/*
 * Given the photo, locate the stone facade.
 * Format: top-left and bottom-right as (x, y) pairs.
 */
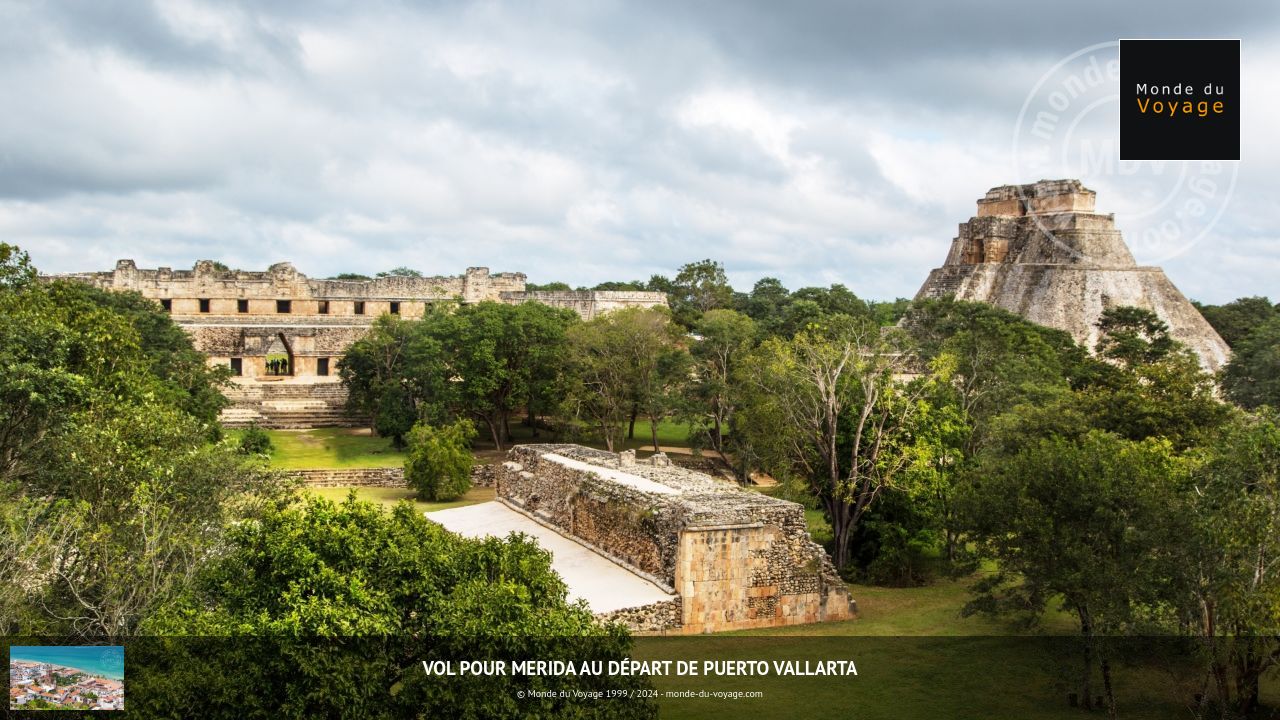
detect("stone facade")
(49, 260), (667, 427)
(496, 444), (855, 634)
(914, 180), (1230, 372)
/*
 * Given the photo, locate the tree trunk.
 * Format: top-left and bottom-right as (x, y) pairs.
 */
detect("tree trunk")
(1079, 606), (1095, 711)
(628, 405), (638, 440)
(486, 418), (503, 451)
(1101, 654), (1116, 720)
(650, 418), (660, 454)
(502, 411), (511, 445)
(826, 496), (853, 571)
(527, 404), (539, 438)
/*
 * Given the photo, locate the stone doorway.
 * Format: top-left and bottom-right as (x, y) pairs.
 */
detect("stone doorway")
(265, 333), (294, 377)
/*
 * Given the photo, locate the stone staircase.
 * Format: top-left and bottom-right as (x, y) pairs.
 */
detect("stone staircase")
(219, 381), (368, 429)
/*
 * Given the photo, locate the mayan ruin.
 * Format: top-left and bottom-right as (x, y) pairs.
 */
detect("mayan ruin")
(914, 179), (1231, 371)
(428, 444), (855, 634)
(47, 260), (667, 428)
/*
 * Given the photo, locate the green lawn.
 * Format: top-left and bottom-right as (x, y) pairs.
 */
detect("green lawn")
(245, 420), (698, 471)
(232, 428), (406, 470)
(306, 485), (495, 514)
(640, 574), (1256, 719)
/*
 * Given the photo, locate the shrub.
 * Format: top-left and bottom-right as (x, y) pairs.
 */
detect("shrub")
(238, 423), (273, 456)
(404, 419), (476, 501)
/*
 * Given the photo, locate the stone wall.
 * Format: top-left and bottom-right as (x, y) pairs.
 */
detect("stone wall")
(496, 444), (854, 634)
(288, 467), (406, 487)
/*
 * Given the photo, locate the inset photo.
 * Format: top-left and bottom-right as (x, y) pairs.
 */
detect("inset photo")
(9, 646), (124, 711)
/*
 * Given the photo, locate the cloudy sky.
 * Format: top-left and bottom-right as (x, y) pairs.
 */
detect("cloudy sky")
(2, 0), (1276, 302)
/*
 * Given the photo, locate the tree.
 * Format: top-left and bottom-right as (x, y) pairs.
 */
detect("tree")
(687, 309), (756, 459)
(404, 419), (476, 501)
(330, 272), (372, 280)
(1195, 296), (1278, 348)
(376, 266), (423, 278)
(736, 315), (932, 570)
(526, 281), (573, 291)
(960, 430), (1182, 715)
(1083, 307), (1228, 450)
(0, 243), (285, 639)
(1095, 306), (1176, 368)
(742, 277), (791, 337)
(141, 495), (655, 719)
(666, 259), (734, 327)
(433, 302), (576, 449)
(1221, 314), (1280, 410)
(1161, 410), (1280, 716)
(563, 308), (683, 452)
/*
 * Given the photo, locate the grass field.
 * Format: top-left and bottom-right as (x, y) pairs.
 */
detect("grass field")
(238, 420), (698, 471)
(232, 427), (406, 470)
(641, 574), (1266, 719)
(306, 485), (495, 513)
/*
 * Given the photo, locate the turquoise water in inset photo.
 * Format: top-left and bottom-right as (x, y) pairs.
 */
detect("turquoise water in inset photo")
(9, 646), (124, 681)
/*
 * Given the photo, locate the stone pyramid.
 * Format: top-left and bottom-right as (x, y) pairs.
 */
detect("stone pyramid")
(914, 179), (1230, 371)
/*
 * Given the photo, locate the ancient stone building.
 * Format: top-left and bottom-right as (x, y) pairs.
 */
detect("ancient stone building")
(50, 260), (667, 427)
(428, 444), (856, 634)
(914, 180), (1230, 371)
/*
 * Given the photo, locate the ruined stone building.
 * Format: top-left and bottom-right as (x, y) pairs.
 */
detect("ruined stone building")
(427, 444), (855, 633)
(50, 260), (667, 427)
(914, 180), (1230, 371)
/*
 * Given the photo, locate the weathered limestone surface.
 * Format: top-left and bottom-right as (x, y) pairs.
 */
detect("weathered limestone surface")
(496, 444), (854, 634)
(914, 180), (1230, 372)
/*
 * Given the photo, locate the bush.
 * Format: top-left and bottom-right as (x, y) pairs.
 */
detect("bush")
(404, 419), (476, 501)
(238, 423), (273, 456)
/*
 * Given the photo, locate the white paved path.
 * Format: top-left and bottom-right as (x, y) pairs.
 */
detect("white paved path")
(425, 502), (674, 614)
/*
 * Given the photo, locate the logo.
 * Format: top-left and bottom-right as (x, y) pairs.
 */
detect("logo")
(1012, 41), (1238, 264)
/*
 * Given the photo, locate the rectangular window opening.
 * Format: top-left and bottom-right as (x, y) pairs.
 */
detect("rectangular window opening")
(199, 298), (211, 313)
(230, 358), (243, 376)
(277, 299), (292, 314)
(237, 299), (249, 313)
(318, 300), (330, 315)
(354, 301), (365, 315)
(317, 358), (330, 376)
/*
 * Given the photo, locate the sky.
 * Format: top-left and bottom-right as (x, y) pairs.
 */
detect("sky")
(2, 0), (1277, 303)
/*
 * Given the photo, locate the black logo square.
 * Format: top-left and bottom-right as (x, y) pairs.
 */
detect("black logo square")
(1120, 39), (1240, 160)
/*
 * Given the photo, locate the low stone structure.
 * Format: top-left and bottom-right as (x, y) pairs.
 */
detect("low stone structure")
(914, 180), (1230, 371)
(287, 467), (407, 488)
(493, 444), (854, 634)
(288, 463), (497, 489)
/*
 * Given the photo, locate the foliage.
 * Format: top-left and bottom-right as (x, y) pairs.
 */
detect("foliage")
(140, 495), (655, 719)
(1221, 314), (1280, 410)
(1195, 296), (1278, 348)
(0, 243), (286, 639)
(404, 419), (477, 501)
(526, 280), (572, 291)
(376, 266), (423, 278)
(340, 302), (577, 450)
(330, 272), (372, 280)
(736, 314), (933, 570)
(238, 423), (274, 456)
(658, 259), (735, 327)
(685, 309), (757, 464)
(562, 307), (682, 451)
